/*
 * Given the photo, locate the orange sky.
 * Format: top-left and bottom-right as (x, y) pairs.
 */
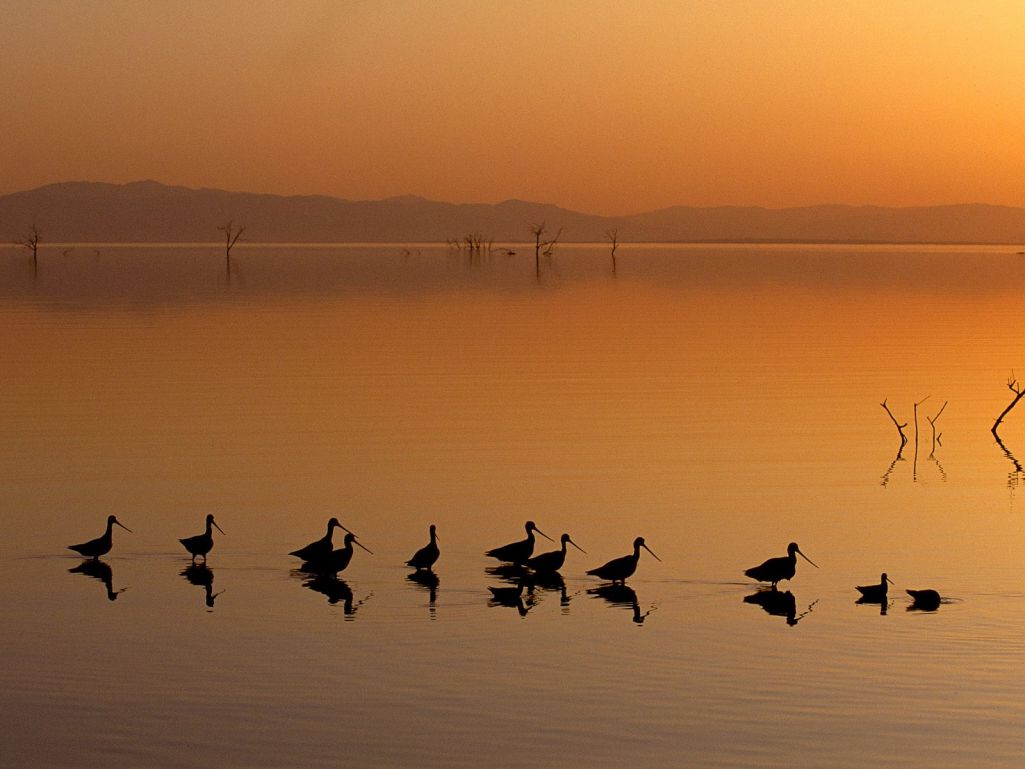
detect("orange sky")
(3, 1), (1024, 215)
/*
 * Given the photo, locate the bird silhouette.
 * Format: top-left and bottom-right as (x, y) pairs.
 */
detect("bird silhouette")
(744, 542), (817, 588)
(179, 514), (225, 562)
(406, 524), (440, 571)
(484, 520), (553, 564)
(68, 515), (132, 560)
(586, 537), (661, 584)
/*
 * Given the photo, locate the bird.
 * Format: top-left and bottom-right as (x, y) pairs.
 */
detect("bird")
(744, 542), (817, 588)
(301, 532), (372, 575)
(179, 514), (225, 562)
(484, 520), (554, 564)
(855, 573), (894, 603)
(68, 515), (132, 560)
(525, 533), (585, 573)
(406, 524), (440, 571)
(586, 537), (661, 584)
(906, 588), (942, 611)
(289, 517), (352, 561)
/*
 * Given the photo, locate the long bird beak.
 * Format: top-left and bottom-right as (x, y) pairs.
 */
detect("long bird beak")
(536, 527), (555, 543)
(885, 575), (894, 584)
(115, 519), (133, 533)
(797, 548), (818, 568)
(642, 543), (662, 562)
(213, 520), (226, 535)
(569, 538), (586, 554)
(354, 538), (374, 555)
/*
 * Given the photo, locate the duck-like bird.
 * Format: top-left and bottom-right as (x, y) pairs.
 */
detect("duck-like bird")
(586, 537), (660, 584)
(289, 517), (352, 562)
(406, 524), (440, 571)
(68, 515), (132, 560)
(744, 542), (817, 588)
(525, 533), (585, 573)
(855, 572), (893, 602)
(484, 520), (553, 564)
(906, 588), (941, 611)
(302, 532), (372, 575)
(179, 514), (225, 562)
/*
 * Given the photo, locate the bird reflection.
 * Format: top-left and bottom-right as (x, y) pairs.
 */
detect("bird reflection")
(69, 559), (124, 601)
(530, 571), (571, 610)
(856, 596), (891, 615)
(587, 583), (653, 625)
(743, 589), (816, 627)
(180, 562), (222, 609)
(487, 581), (534, 617)
(406, 569), (439, 616)
(485, 563), (529, 584)
(301, 575), (364, 616)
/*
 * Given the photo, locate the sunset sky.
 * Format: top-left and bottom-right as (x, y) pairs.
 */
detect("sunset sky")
(4, 1), (1024, 215)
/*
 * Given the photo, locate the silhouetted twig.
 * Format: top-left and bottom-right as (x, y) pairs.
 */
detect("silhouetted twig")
(14, 223), (40, 274)
(605, 228), (619, 274)
(880, 399), (908, 450)
(218, 221), (245, 274)
(927, 400), (947, 457)
(992, 374), (1025, 437)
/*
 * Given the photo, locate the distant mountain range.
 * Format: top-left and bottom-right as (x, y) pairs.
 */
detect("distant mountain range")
(4, 180), (1025, 244)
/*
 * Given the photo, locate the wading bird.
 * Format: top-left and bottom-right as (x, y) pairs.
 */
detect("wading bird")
(406, 524), (440, 571)
(179, 514), (225, 562)
(484, 520), (553, 564)
(906, 588), (942, 611)
(855, 573), (893, 603)
(525, 533), (585, 573)
(301, 532), (372, 575)
(68, 515), (132, 560)
(744, 542), (817, 589)
(586, 537), (660, 584)
(289, 517), (352, 562)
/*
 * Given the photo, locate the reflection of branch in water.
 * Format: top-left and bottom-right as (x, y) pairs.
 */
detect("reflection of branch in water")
(993, 432), (1025, 492)
(880, 450), (906, 487)
(927, 454), (947, 482)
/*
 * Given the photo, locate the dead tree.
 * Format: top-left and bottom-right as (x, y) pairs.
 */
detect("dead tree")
(218, 221), (245, 269)
(541, 227), (562, 258)
(992, 374), (1025, 437)
(15, 224), (40, 271)
(880, 399), (908, 451)
(605, 228), (619, 273)
(531, 222), (547, 279)
(927, 400), (947, 457)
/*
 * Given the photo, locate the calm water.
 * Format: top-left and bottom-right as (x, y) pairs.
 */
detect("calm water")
(2, 244), (1024, 768)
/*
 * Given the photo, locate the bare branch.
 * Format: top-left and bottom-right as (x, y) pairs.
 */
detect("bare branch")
(880, 398), (909, 447)
(992, 372), (1025, 437)
(927, 400), (947, 457)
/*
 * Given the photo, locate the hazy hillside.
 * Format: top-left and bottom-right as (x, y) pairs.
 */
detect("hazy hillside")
(4, 181), (1025, 244)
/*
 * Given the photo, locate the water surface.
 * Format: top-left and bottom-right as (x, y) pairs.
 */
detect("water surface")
(2, 244), (1024, 768)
